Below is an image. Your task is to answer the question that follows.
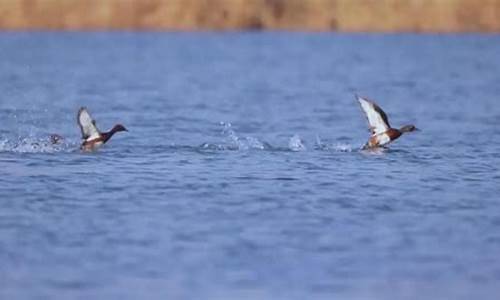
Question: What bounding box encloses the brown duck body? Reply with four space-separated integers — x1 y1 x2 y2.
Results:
366 128 402 149
81 138 104 151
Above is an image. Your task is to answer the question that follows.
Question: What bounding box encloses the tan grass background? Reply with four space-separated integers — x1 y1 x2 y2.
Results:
0 0 499 32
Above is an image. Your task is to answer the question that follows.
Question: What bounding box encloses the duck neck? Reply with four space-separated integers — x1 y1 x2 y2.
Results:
101 126 119 143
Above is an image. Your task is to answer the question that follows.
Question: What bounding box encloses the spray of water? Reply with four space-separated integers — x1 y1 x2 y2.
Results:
288 134 306 151
315 135 354 152
0 136 77 153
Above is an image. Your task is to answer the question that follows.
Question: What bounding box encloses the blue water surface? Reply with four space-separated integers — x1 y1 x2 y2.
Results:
1 32 500 300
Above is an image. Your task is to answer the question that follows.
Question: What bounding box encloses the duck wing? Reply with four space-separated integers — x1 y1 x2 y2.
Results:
356 95 391 136
77 107 101 140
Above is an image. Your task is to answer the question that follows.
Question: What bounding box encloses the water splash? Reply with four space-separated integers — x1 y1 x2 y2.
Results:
200 127 357 153
0 136 76 153
288 134 306 151
215 122 268 150
315 135 354 152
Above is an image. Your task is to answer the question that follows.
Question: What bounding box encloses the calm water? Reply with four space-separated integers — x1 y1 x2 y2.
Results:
1 32 500 299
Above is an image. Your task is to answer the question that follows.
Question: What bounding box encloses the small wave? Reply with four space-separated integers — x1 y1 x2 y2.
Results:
359 147 393 155
198 142 237 151
0 137 76 154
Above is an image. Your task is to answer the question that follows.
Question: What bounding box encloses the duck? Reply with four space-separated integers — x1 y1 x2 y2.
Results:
356 95 418 149
77 107 128 151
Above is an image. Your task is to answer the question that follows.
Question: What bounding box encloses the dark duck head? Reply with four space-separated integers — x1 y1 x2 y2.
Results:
111 124 128 133
77 107 128 151
399 124 419 133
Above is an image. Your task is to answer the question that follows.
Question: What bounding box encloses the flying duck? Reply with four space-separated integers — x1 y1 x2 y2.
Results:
357 95 418 149
77 107 128 151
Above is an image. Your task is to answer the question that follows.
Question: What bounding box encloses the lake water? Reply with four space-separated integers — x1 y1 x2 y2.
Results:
1 32 500 300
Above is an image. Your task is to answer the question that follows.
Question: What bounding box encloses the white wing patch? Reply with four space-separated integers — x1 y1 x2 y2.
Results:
376 132 392 146
77 107 101 141
357 96 390 136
